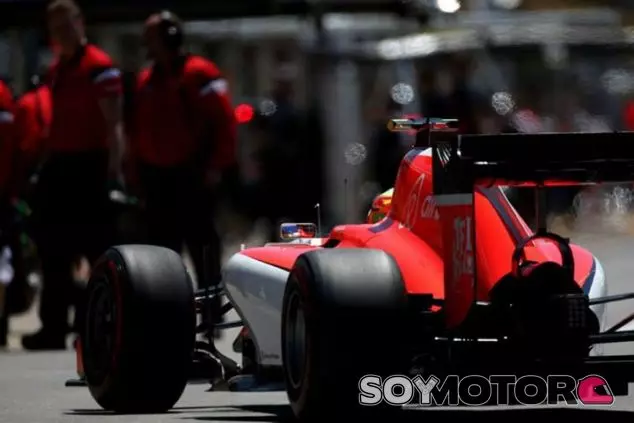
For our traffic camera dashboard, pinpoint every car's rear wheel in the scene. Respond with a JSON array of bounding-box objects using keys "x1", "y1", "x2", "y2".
[
  {"x1": 82, "y1": 245, "x2": 195, "y2": 413},
  {"x1": 281, "y1": 249, "x2": 409, "y2": 420}
]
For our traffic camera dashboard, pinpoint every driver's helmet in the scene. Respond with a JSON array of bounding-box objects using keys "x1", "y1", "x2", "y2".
[{"x1": 367, "y1": 188, "x2": 394, "y2": 224}]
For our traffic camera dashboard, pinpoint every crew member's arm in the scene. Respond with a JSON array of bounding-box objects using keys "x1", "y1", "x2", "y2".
[
  {"x1": 93, "y1": 66, "x2": 125, "y2": 184},
  {"x1": 194, "y1": 67, "x2": 237, "y2": 181}
]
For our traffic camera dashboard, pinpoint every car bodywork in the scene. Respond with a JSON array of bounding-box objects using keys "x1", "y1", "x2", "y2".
[
  {"x1": 223, "y1": 142, "x2": 610, "y2": 370},
  {"x1": 71, "y1": 117, "x2": 634, "y2": 413}
]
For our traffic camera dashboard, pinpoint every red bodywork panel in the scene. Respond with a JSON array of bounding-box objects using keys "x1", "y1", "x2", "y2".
[
  {"x1": 242, "y1": 148, "x2": 595, "y2": 316},
  {"x1": 242, "y1": 244, "x2": 318, "y2": 270}
]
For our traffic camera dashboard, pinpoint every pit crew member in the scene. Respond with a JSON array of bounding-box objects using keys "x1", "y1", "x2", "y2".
[
  {"x1": 21, "y1": 0, "x2": 124, "y2": 350},
  {"x1": 128, "y1": 11, "x2": 236, "y2": 290}
]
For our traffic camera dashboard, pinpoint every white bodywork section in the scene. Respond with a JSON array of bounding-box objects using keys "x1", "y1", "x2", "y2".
[
  {"x1": 588, "y1": 257, "x2": 608, "y2": 356},
  {"x1": 223, "y1": 248, "x2": 610, "y2": 366},
  {"x1": 265, "y1": 238, "x2": 326, "y2": 247},
  {"x1": 223, "y1": 253, "x2": 288, "y2": 367},
  {"x1": 589, "y1": 258, "x2": 607, "y2": 330}
]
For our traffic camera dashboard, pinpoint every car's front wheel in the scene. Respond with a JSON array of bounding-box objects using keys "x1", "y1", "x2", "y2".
[{"x1": 82, "y1": 245, "x2": 195, "y2": 413}]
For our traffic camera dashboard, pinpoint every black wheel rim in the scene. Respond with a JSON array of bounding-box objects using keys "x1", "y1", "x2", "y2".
[
  {"x1": 284, "y1": 290, "x2": 307, "y2": 389},
  {"x1": 84, "y1": 276, "x2": 117, "y2": 385}
]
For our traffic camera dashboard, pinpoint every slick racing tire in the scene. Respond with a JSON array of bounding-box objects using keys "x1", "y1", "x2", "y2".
[
  {"x1": 281, "y1": 249, "x2": 408, "y2": 420},
  {"x1": 82, "y1": 245, "x2": 195, "y2": 413}
]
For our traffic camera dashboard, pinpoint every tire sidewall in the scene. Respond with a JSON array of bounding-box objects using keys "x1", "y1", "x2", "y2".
[
  {"x1": 282, "y1": 257, "x2": 318, "y2": 417},
  {"x1": 83, "y1": 250, "x2": 133, "y2": 405}
]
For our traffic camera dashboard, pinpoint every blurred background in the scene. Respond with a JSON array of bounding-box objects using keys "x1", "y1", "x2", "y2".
[
  {"x1": 4, "y1": 0, "x2": 634, "y2": 347},
  {"x1": 2, "y1": 0, "x2": 634, "y2": 230}
]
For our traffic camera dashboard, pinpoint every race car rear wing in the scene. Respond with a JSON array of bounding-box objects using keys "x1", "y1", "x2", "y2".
[
  {"x1": 390, "y1": 116, "x2": 634, "y2": 188},
  {"x1": 436, "y1": 131, "x2": 634, "y2": 192},
  {"x1": 390, "y1": 117, "x2": 634, "y2": 329}
]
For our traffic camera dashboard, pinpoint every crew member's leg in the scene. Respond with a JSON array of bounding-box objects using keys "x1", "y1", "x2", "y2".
[
  {"x1": 70, "y1": 151, "x2": 112, "y2": 338},
  {"x1": 184, "y1": 187, "x2": 221, "y2": 290},
  {"x1": 1, "y1": 214, "x2": 31, "y2": 347},
  {"x1": 5, "y1": 216, "x2": 29, "y2": 316},
  {"x1": 181, "y1": 176, "x2": 223, "y2": 337},
  {"x1": 72, "y1": 221, "x2": 109, "y2": 338},
  {"x1": 22, "y1": 224, "x2": 74, "y2": 350},
  {"x1": 22, "y1": 157, "x2": 76, "y2": 350},
  {"x1": 139, "y1": 163, "x2": 184, "y2": 255},
  {"x1": 0, "y1": 201, "x2": 11, "y2": 347}
]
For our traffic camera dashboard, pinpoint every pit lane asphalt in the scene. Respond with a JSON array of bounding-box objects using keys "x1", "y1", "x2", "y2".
[{"x1": 2, "y1": 227, "x2": 634, "y2": 422}]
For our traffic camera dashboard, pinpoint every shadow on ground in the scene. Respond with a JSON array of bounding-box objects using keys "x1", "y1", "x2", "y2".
[
  {"x1": 171, "y1": 404, "x2": 634, "y2": 423},
  {"x1": 66, "y1": 409, "x2": 184, "y2": 416}
]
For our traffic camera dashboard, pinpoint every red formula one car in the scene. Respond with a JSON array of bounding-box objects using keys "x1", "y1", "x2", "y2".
[{"x1": 75, "y1": 118, "x2": 634, "y2": 419}]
